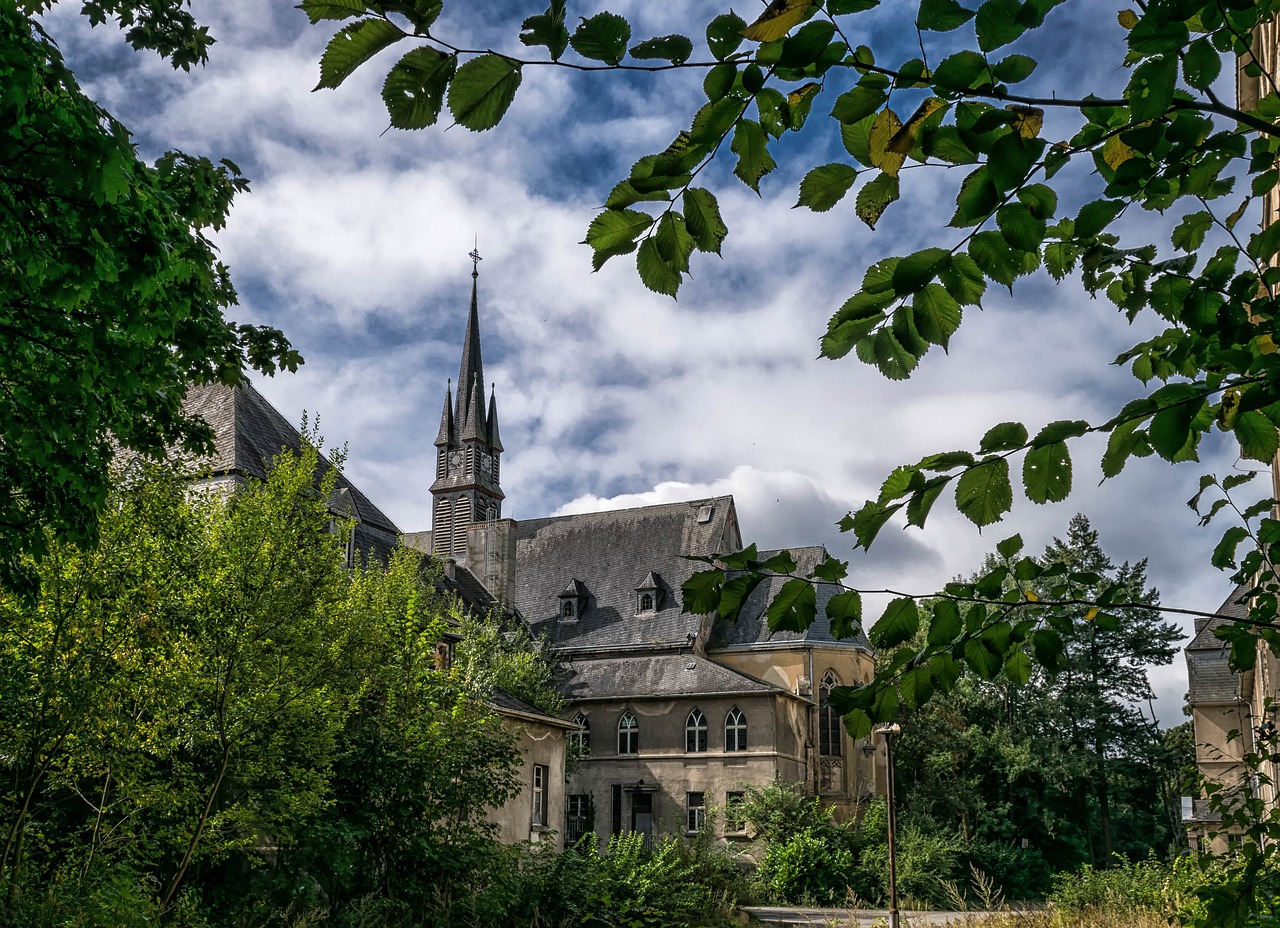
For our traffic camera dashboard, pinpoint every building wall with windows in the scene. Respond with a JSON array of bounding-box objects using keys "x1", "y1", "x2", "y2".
[{"x1": 488, "y1": 693, "x2": 575, "y2": 848}]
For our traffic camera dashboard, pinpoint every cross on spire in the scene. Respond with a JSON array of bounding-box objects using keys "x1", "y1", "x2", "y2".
[{"x1": 469, "y1": 237, "x2": 482, "y2": 279}]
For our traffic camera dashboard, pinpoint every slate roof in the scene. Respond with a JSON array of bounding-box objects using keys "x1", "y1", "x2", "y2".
[
  {"x1": 562, "y1": 653, "x2": 780, "y2": 701},
  {"x1": 183, "y1": 381, "x2": 398, "y2": 534},
  {"x1": 1186, "y1": 584, "x2": 1248, "y2": 706},
  {"x1": 399, "y1": 532, "x2": 498, "y2": 614},
  {"x1": 709, "y1": 546, "x2": 872, "y2": 651},
  {"x1": 489, "y1": 687, "x2": 576, "y2": 727},
  {"x1": 517, "y1": 497, "x2": 737, "y2": 650}
]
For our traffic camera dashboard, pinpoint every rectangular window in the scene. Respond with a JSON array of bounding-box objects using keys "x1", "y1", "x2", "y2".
[
  {"x1": 611, "y1": 784, "x2": 623, "y2": 835},
  {"x1": 686, "y1": 792, "x2": 705, "y2": 833},
  {"x1": 725, "y1": 791, "x2": 745, "y2": 833},
  {"x1": 532, "y1": 764, "x2": 547, "y2": 827},
  {"x1": 566, "y1": 793, "x2": 590, "y2": 845}
]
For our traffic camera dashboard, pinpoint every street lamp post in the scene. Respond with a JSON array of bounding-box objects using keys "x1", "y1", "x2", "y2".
[{"x1": 876, "y1": 723, "x2": 902, "y2": 928}]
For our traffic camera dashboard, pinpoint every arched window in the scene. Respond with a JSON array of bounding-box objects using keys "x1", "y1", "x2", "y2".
[
  {"x1": 639, "y1": 592, "x2": 654, "y2": 612},
  {"x1": 562, "y1": 600, "x2": 575, "y2": 619},
  {"x1": 618, "y1": 710, "x2": 638, "y2": 754},
  {"x1": 725, "y1": 706, "x2": 747, "y2": 752},
  {"x1": 819, "y1": 671, "x2": 842, "y2": 757},
  {"x1": 570, "y1": 712, "x2": 590, "y2": 755},
  {"x1": 685, "y1": 708, "x2": 708, "y2": 753}
]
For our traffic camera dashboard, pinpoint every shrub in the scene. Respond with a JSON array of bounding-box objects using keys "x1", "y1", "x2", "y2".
[
  {"x1": 756, "y1": 827, "x2": 856, "y2": 905},
  {"x1": 1049, "y1": 854, "x2": 1177, "y2": 914},
  {"x1": 962, "y1": 840, "x2": 1053, "y2": 901}
]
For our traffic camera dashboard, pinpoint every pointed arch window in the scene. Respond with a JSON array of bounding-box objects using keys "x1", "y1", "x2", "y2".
[
  {"x1": 618, "y1": 710, "x2": 638, "y2": 755},
  {"x1": 725, "y1": 706, "x2": 747, "y2": 752},
  {"x1": 570, "y1": 712, "x2": 590, "y2": 755},
  {"x1": 685, "y1": 708, "x2": 708, "y2": 753},
  {"x1": 562, "y1": 600, "x2": 575, "y2": 619},
  {"x1": 819, "y1": 671, "x2": 842, "y2": 757}
]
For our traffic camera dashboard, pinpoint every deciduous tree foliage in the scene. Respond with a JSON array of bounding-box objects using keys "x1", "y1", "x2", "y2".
[
  {"x1": 0, "y1": 449, "x2": 520, "y2": 924},
  {"x1": 1, "y1": 4, "x2": 300, "y2": 594},
  {"x1": 304, "y1": 1, "x2": 1280, "y2": 734}
]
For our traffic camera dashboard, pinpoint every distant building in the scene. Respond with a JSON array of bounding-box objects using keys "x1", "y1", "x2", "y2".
[{"x1": 412, "y1": 265, "x2": 882, "y2": 848}]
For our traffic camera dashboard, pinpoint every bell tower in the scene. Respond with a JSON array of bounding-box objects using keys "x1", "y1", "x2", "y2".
[{"x1": 430, "y1": 247, "x2": 504, "y2": 560}]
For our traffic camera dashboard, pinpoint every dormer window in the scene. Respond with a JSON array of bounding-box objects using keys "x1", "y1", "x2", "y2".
[
  {"x1": 635, "y1": 571, "x2": 660, "y2": 614},
  {"x1": 558, "y1": 579, "x2": 587, "y2": 622}
]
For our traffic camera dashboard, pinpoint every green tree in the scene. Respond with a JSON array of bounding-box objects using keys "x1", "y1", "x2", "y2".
[
  {"x1": 1, "y1": 3, "x2": 299, "y2": 593},
  {"x1": 453, "y1": 606, "x2": 564, "y2": 716}
]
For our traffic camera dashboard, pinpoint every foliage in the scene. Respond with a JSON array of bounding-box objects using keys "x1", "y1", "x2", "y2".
[
  {"x1": 453, "y1": 606, "x2": 564, "y2": 716},
  {"x1": 1049, "y1": 853, "x2": 1198, "y2": 917},
  {"x1": 738, "y1": 779, "x2": 836, "y2": 844},
  {"x1": 0, "y1": 449, "x2": 522, "y2": 926},
  {"x1": 756, "y1": 826, "x2": 855, "y2": 906},
  {"x1": 1, "y1": 4, "x2": 299, "y2": 594}
]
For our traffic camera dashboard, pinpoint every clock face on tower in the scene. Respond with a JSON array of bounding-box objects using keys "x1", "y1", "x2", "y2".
[
  {"x1": 448, "y1": 450, "x2": 463, "y2": 472},
  {"x1": 479, "y1": 452, "x2": 492, "y2": 478}
]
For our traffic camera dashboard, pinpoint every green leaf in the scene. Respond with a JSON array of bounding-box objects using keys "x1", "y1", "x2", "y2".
[
  {"x1": 831, "y1": 85, "x2": 887, "y2": 125},
  {"x1": 704, "y1": 62, "x2": 736, "y2": 101},
  {"x1": 916, "y1": 0, "x2": 975, "y2": 32},
  {"x1": 691, "y1": 97, "x2": 745, "y2": 144},
  {"x1": 1127, "y1": 11, "x2": 1189, "y2": 55},
  {"x1": 1017, "y1": 183, "x2": 1057, "y2": 219},
  {"x1": 855, "y1": 171, "x2": 900, "y2": 229},
  {"x1": 767, "y1": 577, "x2": 819, "y2": 632},
  {"x1": 629, "y1": 34, "x2": 693, "y2": 65},
  {"x1": 980, "y1": 421, "x2": 1028, "y2": 453},
  {"x1": 381, "y1": 47, "x2": 455, "y2": 129},
  {"x1": 570, "y1": 11, "x2": 631, "y2": 65},
  {"x1": 779, "y1": 20, "x2": 837, "y2": 69},
  {"x1": 928, "y1": 599, "x2": 962, "y2": 645},
  {"x1": 796, "y1": 163, "x2": 859, "y2": 212},
  {"x1": 315, "y1": 18, "x2": 403, "y2": 91},
  {"x1": 1075, "y1": 198, "x2": 1124, "y2": 237},
  {"x1": 906, "y1": 476, "x2": 948, "y2": 527},
  {"x1": 520, "y1": 1, "x2": 570, "y2": 60},
  {"x1": 826, "y1": 589, "x2": 864, "y2": 639},
  {"x1": 964, "y1": 638, "x2": 1001, "y2": 678},
  {"x1": 1212, "y1": 526, "x2": 1249, "y2": 569},
  {"x1": 847, "y1": 500, "x2": 904, "y2": 549},
  {"x1": 893, "y1": 247, "x2": 950, "y2": 294},
  {"x1": 912, "y1": 284, "x2": 962, "y2": 348},
  {"x1": 950, "y1": 167, "x2": 998, "y2": 227},
  {"x1": 299, "y1": 0, "x2": 367, "y2": 24},
  {"x1": 1182, "y1": 37, "x2": 1221, "y2": 90},
  {"x1": 707, "y1": 12, "x2": 747, "y2": 60},
  {"x1": 731, "y1": 120, "x2": 777, "y2": 193},
  {"x1": 939, "y1": 253, "x2": 986, "y2": 305},
  {"x1": 583, "y1": 208, "x2": 652, "y2": 254},
  {"x1": 1172, "y1": 211, "x2": 1212, "y2": 252},
  {"x1": 636, "y1": 237, "x2": 682, "y2": 297},
  {"x1": 446, "y1": 54, "x2": 522, "y2": 131},
  {"x1": 1127, "y1": 55, "x2": 1176, "y2": 124},
  {"x1": 870, "y1": 597, "x2": 920, "y2": 649},
  {"x1": 1031, "y1": 419, "x2": 1089, "y2": 445},
  {"x1": 934, "y1": 50, "x2": 987, "y2": 90},
  {"x1": 992, "y1": 54, "x2": 1036, "y2": 84},
  {"x1": 682, "y1": 568, "x2": 724, "y2": 615},
  {"x1": 955, "y1": 457, "x2": 1013, "y2": 526},
  {"x1": 1234, "y1": 410, "x2": 1280, "y2": 463},
  {"x1": 975, "y1": 0, "x2": 1025, "y2": 51},
  {"x1": 841, "y1": 112, "x2": 878, "y2": 166},
  {"x1": 996, "y1": 203, "x2": 1045, "y2": 251},
  {"x1": 969, "y1": 230, "x2": 1020, "y2": 286},
  {"x1": 1101, "y1": 418, "x2": 1142, "y2": 478},
  {"x1": 1149, "y1": 389, "x2": 1204, "y2": 460},
  {"x1": 1022, "y1": 441, "x2": 1071, "y2": 503},
  {"x1": 683, "y1": 188, "x2": 728, "y2": 254}
]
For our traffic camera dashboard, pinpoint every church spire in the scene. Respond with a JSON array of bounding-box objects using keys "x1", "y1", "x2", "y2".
[
  {"x1": 434, "y1": 379, "x2": 454, "y2": 447},
  {"x1": 487, "y1": 383, "x2": 503, "y2": 452},
  {"x1": 455, "y1": 245, "x2": 485, "y2": 430}
]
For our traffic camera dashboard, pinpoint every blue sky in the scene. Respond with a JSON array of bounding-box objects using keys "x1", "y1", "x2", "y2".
[{"x1": 40, "y1": 0, "x2": 1261, "y2": 724}]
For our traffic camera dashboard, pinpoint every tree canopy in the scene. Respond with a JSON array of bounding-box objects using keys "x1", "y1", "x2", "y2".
[{"x1": 1, "y1": 4, "x2": 300, "y2": 594}]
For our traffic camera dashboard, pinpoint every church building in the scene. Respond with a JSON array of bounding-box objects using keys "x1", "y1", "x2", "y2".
[{"x1": 412, "y1": 261, "x2": 881, "y2": 848}]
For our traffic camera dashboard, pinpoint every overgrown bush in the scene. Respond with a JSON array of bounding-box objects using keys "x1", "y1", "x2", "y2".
[
  {"x1": 756, "y1": 827, "x2": 856, "y2": 905},
  {"x1": 962, "y1": 840, "x2": 1053, "y2": 901},
  {"x1": 1049, "y1": 854, "x2": 1180, "y2": 914}
]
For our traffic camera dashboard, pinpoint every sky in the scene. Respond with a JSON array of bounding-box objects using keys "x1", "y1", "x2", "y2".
[{"x1": 38, "y1": 0, "x2": 1264, "y2": 726}]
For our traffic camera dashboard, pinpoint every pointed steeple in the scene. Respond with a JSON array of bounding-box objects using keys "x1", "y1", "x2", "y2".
[
  {"x1": 461, "y1": 371, "x2": 488, "y2": 442},
  {"x1": 434, "y1": 379, "x2": 454, "y2": 447},
  {"x1": 487, "y1": 383, "x2": 503, "y2": 452},
  {"x1": 455, "y1": 262, "x2": 485, "y2": 431}
]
